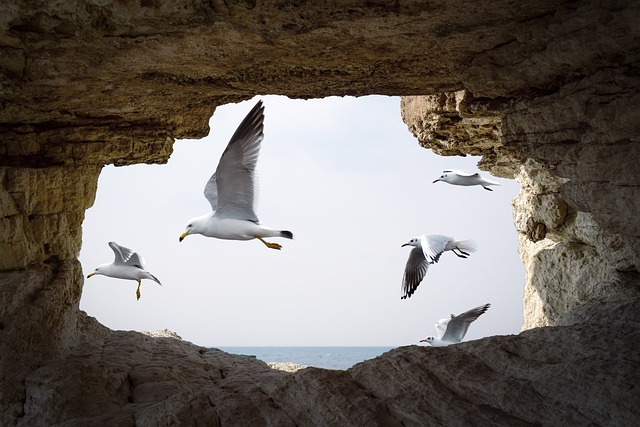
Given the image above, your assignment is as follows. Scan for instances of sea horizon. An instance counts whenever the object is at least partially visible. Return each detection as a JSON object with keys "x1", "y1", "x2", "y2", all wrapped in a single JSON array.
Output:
[{"x1": 216, "y1": 346, "x2": 398, "y2": 370}]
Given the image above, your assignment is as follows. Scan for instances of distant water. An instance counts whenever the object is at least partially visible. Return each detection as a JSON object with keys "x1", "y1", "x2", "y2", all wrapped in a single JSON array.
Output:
[{"x1": 217, "y1": 346, "x2": 396, "y2": 370}]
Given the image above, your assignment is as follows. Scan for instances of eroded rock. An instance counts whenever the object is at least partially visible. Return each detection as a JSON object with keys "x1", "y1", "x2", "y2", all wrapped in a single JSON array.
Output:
[{"x1": 1, "y1": 0, "x2": 639, "y2": 424}]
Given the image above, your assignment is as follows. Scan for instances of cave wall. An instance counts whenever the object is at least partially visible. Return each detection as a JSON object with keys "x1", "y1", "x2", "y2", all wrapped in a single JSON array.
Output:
[
  {"x1": 400, "y1": 59, "x2": 640, "y2": 327},
  {"x1": 1, "y1": 0, "x2": 639, "y2": 424}
]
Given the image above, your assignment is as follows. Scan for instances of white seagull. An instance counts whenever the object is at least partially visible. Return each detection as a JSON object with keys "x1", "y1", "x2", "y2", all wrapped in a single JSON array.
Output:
[
  {"x1": 433, "y1": 169, "x2": 500, "y2": 191},
  {"x1": 401, "y1": 234, "x2": 477, "y2": 299},
  {"x1": 86, "y1": 242, "x2": 161, "y2": 300},
  {"x1": 420, "y1": 303, "x2": 491, "y2": 346},
  {"x1": 179, "y1": 100, "x2": 293, "y2": 250}
]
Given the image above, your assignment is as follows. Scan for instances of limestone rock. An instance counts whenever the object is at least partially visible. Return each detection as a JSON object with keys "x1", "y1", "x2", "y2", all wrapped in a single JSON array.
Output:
[
  {"x1": 268, "y1": 362, "x2": 309, "y2": 373},
  {"x1": 1, "y1": 0, "x2": 640, "y2": 424},
  {"x1": 140, "y1": 329, "x2": 183, "y2": 340},
  {"x1": 11, "y1": 303, "x2": 640, "y2": 426}
]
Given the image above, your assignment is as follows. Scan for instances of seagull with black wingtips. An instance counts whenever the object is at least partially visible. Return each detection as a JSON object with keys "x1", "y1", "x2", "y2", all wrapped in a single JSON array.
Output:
[
  {"x1": 420, "y1": 303, "x2": 491, "y2": 347},
  {"x1": 400, "y1": 234, "x2": 477, "y2": 299},
  {"x1": 179, "y1": 100, "x2": 293, "y2": 250},
  {"x1": 86, "y1": 241, "x2": 161, "y2": 300}
]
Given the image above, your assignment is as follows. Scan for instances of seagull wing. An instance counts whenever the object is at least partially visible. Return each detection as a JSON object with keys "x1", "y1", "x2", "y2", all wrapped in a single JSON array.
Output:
[
  {"x1": 441, "y1": 303, "x2": 491, "y2": 342},
  {"x1": 109, "y1": 242, "x2": 145, "y2": 268},
  {"x1": 402, "y1": 247, "x2": 430, "y2": 299},
  {"x1": 108, "y1": 242, "x2": 132, "y2": 265},
  {"x1": 211, "y1": 100, "x2": 264, "y2": 222},
  {"x1": 421, "y1": 235, "x2": 452, "y2": 263},
  {"x1": 203, "y1": 172, "x2": 219, "y2": 211},
  {"x1": 434, "y1": 316, "x2": 451, "y2": 339},
  {"x1": 445, "y1": 169, "x2": 478, "y2": 177},
  {"x1": 125, "y1": 252, "x2": 146, "y2": 269}
]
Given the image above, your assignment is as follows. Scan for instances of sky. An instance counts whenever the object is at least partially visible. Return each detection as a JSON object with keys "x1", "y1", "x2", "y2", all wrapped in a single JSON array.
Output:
[{"x1": 78, "y1": 95, "x2": 524, "y2": 347}]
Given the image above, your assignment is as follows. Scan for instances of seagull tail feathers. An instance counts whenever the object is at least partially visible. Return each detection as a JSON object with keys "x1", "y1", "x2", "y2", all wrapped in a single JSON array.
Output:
[
  {"x1": 280, "y1": 230, "x2": 294, "y2": 240},
  {"x1": 454, "y1": 239, "x2": 478, "y2": 253},
  {"x1": 147, "y1": 273, "x2": 162, "y2": 286},
  {"x1": 480, "y1": 179, "x2": 500, "y2": 191}
]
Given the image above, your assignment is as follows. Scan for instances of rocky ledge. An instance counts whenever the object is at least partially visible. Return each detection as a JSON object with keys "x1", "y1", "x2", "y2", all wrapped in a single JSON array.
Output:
[
  {"x1": 1, "y1": 0, "x2": 639, "y2": 424},
  {"x1": 12, "y1": 305, "x2": 640, "y2": 425}
]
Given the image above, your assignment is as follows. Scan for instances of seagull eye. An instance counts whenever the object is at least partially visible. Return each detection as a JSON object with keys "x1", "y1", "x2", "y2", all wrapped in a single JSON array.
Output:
[{"x1": 188, "y1": 224, "x2": 192, "y2": 228}]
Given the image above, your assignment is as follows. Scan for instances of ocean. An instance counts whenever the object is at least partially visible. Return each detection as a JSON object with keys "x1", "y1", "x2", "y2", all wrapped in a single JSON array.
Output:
[{"x1": 217, "y1": 346, "x2": 396, "y2": 370}]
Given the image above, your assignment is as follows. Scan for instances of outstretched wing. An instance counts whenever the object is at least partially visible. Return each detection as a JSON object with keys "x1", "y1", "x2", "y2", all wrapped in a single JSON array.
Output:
[
  {"x1": 421, "y1": 235, "x2": 452, "y2": 263},
  {"x1": 108, "y1": 242, "x2": 145, "y2": 269},
  {"x1": 203, "y1": 173, "x2": 219, "y2": 211},
  {"x1": 401, "y1": 247, "x2": 430, "y2": 299},
  {"x1": 441, "y1": 303, "x2": 491, "y2": 342},
  {"x1": 212, "y1": 100, "x2": 264, "y2": 222},
  {"x1": 444, "y1": 169, "x2": 479, "y2": 177},
  {"x1": 434, "y1": 316, "x2": 451, "y2": 339}
]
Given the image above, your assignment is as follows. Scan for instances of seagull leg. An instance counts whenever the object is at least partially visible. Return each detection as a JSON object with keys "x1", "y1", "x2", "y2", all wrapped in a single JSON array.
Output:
[
  {"x1": 257, "y1": 237, "x2": 282, "y2": 250},
  {"x1": 457, "y1": 247, "x2": 470, "y2": 257},
  {"x1": 452, "y1": 248, "x2": 469, "y2": 258},
  {"x1": 136, "y1": 280, "x2": 141, "y2": 300}
]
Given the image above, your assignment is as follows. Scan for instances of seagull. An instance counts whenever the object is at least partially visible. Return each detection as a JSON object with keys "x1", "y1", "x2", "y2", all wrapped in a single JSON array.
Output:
[
  {"x1": 86, "y1": 242, "x2": 161, "y2": 300},
  {"x1": 420, "y1": 303, "x2": 491, "y2": 346},
  {"x1": 179, "y1": 100, "x2": 293, "y2": 250},
  {"x1": 433, "y1": 169, "x2": 500, "y2": 191},
  {"x1": 401, "y1": 234, "x2": 477, "y2": 299}
]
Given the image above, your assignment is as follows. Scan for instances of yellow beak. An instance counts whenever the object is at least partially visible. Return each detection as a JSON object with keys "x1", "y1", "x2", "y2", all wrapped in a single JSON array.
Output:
[
  {"x1": 179, "y1": 230, "x2": 190, "y2": 242},
  {"x1": 86, "y1": 272, "x2": 95, "y2": 278}
]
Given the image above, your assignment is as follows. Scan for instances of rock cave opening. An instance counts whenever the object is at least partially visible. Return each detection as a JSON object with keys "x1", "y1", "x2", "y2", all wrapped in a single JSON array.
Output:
[
  {"x1": 78, "y1": 95, "x2": 524, "y2": 365},
  {"x1": 3, "y1": 0, "x2": 639, "y2": 422}
]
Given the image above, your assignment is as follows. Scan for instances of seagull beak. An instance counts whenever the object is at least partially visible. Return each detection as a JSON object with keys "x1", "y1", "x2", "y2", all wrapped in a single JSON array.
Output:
[
  {"x1": 419, "y1": 339, "x2": 427, "y2": 343},
  {"x1": 179, "y1": 231, "x2": 189, "y2": 242},
  {"x1": 401, "y1": 242, "x2": 410, "y2": 247},
  {"x1": 433, "y1": 179, "x2": 440, "y2": 183},
  {"x1": 86, "y1": 272, "x2": 94, "y2": 278}
]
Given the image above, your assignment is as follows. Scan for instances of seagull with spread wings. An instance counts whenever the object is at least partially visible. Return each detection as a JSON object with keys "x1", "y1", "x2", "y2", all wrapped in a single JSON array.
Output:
[
  {"x1": 433, "y1": 169, "x2": 500, "y2": 191},
  {"x1": 420, "y1": 303, "x2": 491, "y2": 346},
  {"x1": 400, "y1": 234, "x2": 477, "y2": 299},
  {"x1": 179, "y1": 100, "x2": 293, "y2": 250},
  {"x1": 86, "y1": 241, "x2": 161, "y2": 300}
]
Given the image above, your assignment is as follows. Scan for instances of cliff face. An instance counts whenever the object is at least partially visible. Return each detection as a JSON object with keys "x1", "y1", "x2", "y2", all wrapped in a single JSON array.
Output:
[
  {"x1": 1, "y1": 0, "x2": 639, "y2": 425},
  {"x1": 400, "y1": 73, "x2": 640, "y2": 329}
]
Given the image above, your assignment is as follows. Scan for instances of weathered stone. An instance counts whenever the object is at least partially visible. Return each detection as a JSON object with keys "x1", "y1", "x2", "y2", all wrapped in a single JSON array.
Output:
[{"x1": 1, "y1": 0, "x2": 639, "y2": 424}]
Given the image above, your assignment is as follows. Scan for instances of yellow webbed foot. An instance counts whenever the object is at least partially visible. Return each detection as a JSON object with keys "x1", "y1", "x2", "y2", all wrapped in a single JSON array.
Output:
[{"x1": 257, "y1": 237, "x2": 282, "y2": 250}]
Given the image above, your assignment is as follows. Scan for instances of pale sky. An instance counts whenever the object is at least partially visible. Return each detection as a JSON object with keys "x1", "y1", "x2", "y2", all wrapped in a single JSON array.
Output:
[{"x1": 79, "y1": 95, "x2": 524, "y2": 347}]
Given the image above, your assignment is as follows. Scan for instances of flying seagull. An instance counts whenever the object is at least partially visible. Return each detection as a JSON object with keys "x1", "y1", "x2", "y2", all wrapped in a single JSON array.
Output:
[
  {"x1": 433, "y1": 169, "x2": 500, "y2": 191},
  {"x1": 420, "y1": 303, "x2": 491, "y2": 346},
  {"x1": 179, "y1": 100, "x2": 293, "y2": 250},
  {"x1": 86, "y1": 241, "x2": 161, "y2": 300},
  {"x1": 401, "y1": 234, "x2": 477, "y2": 299}
]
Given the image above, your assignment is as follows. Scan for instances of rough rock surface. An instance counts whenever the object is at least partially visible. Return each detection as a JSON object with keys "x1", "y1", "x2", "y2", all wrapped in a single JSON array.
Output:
[
  {"x1": 12, "y1": 305, "x2": 640, "y2": 426},
  {"x1": 1, "y1": 0, "x2": 639, "y2": 425}
]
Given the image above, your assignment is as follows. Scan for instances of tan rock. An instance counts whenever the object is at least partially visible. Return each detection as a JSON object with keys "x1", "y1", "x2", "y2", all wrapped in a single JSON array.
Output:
[
  {"x1": 1, "y1": 0, "x2": 639, "y2": 424},
  {"x1": 268, "y1": 362, "x2": 309, "y2": 373}
]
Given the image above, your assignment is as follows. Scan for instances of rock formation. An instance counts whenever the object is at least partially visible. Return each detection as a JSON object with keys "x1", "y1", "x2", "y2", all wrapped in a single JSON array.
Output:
[{"x1": 1, "y1": 0, "x2": 639, "y2": 425}]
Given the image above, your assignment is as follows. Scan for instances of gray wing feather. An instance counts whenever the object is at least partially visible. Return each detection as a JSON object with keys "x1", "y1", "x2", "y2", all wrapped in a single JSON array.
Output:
[
  {"x1": 434, "y1": 317, "x2": 451, "y2": 339},
  {"x1": 422, "y1": 235, "x2": 451, "y2": 263},
  {"x1": 204, "y1": 173, "x2": 218, "y2": 211},
  {"x1": 449, "y1": 169, "x2": 478, "y2": 177},
  {"x1": 402, "y1": 247, "x2": 430, "y2": 299},
  {"x1": 441, "y1": 303, "x2": 490, "y2": 342},
  {"x1": 213, "y1": 100, "x2": 264, "y2": 222},
  {"x1": 109, "y1": 241, "x2": 129, "y2": 265},
  {"x1": 108, "y1": 242, "x2": 145, "y2": 269}
]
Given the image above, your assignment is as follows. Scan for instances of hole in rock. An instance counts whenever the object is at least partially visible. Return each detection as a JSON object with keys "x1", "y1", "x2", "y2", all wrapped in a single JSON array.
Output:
[{"x1": 79, "y1": 95, "x2": 524, "y2": 369}]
